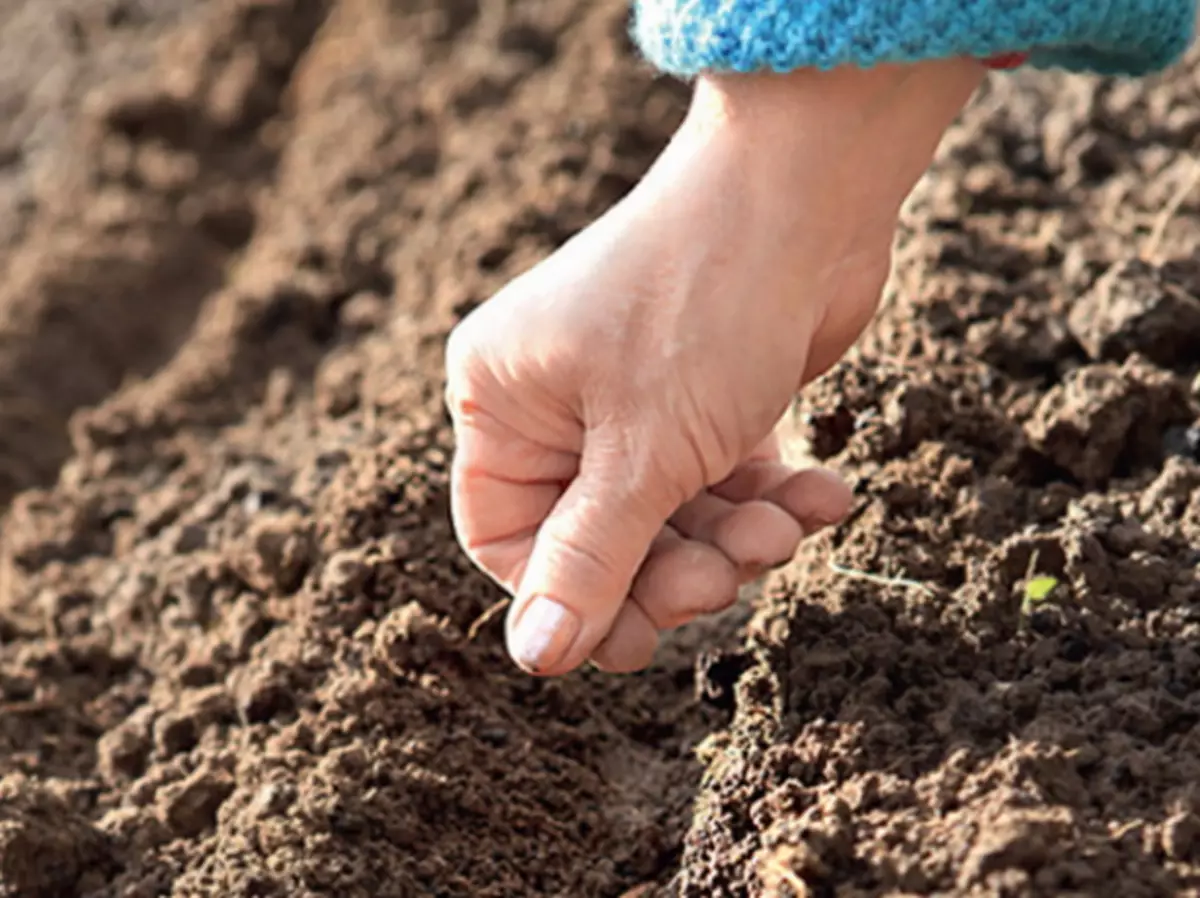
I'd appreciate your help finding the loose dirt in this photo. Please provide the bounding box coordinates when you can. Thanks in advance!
[1,2,1198,897]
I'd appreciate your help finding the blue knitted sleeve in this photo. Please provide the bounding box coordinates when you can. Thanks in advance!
[632,0,1197,78]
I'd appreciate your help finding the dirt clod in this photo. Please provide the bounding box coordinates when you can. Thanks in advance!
[1025,358,1191,484]
[1068,259,1200,368]
[158,762,236,838]
[0,775,112,898]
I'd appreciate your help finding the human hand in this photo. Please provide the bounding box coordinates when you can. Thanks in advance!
[445,58,984,676]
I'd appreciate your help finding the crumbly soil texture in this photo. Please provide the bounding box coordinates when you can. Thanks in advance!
[1,2,1199,897]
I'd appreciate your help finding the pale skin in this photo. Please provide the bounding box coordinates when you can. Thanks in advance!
[444,57,986,677]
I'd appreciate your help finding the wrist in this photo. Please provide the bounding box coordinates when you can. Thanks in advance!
[621,58,984,343]
[680,58,985,213]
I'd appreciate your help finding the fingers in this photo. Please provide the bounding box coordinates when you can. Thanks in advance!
[590,600,659,673]
[448,410,577,593]
[590,528,739,672]
[631,528,741,629]
[503,438,680,677]
[672,493,805,572]
[709,457,792,503]
[455,415,852,680]
[712,460,851,526]
[450,395,851,680]
[764,466,853,532]
[672,464,852,574]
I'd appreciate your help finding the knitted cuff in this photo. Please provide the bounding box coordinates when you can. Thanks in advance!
[632,0,1197,78]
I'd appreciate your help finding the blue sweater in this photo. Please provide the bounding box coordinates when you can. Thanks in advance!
[633,0,1197,78]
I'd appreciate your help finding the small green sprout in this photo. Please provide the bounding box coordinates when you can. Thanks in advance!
[1020,573,1060,619]
[1025,576,1060,603]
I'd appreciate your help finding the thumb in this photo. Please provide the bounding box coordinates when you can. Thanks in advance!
[505,440,681,677]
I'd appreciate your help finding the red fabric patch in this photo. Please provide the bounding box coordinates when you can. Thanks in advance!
[983,52,1030,70]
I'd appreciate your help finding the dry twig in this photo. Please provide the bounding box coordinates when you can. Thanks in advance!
[467,597,511,641]
[828,560,936,597]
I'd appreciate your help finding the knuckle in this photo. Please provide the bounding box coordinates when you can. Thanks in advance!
[591,424,697,513]
[457,535,522,595]
[443,319,479,381]
[443,322,493,414]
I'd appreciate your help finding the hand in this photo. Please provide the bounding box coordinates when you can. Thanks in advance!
[445,58,984,676]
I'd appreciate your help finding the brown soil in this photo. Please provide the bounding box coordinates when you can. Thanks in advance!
[1,2,1198,897]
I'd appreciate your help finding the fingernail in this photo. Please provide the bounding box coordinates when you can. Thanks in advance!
[509,596,580,673]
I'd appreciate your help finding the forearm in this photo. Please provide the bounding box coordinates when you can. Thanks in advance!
[634,0,1198,79]
[660,58,984,248]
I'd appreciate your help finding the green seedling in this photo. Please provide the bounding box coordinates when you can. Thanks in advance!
[1025,576,1059,602]
[1017,547,1063,620]
[1020,574,1060,618]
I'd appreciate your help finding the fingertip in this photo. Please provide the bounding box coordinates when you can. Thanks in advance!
[506,594,582,676]
[711,499,804,569]
[769,467,852,531]
[510,458,678,677]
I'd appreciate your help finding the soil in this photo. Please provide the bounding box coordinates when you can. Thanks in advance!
[0,2,1198,897]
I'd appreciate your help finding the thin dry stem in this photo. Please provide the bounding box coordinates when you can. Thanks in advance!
[828,560,936,597]
[1023,548,1041,585]
[467,596,511,641]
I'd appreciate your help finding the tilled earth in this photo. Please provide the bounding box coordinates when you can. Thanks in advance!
[1,2,1199,896]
